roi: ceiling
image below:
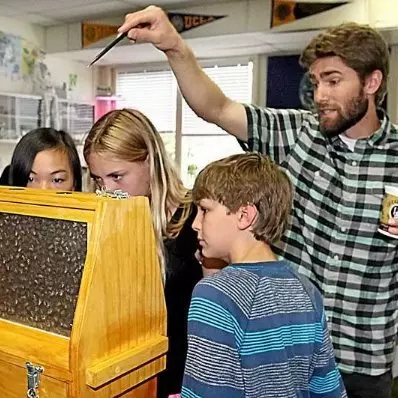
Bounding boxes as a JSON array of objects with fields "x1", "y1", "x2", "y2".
[
  {"x1": 0, "y1": 0, "x2": 351, "y2": 26},
  {"x1": 0, "y1": 0, "x2": 232, "y2": 26},
  {"x1": 0, "y1": 0, "x2": 351, "y2": 65}
]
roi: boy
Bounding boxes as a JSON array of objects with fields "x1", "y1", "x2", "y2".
[{"x1": 182, "y1": 153, "x2": 346, "y2": 398}]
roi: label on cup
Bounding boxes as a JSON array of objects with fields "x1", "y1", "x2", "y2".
[{"x1": 378, "y1": 189, "x2": 398, "y2": 238}]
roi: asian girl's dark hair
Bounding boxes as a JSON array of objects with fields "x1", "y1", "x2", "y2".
[{"x1": 9, "y1": 128, "x2": 82, "y2": 191}]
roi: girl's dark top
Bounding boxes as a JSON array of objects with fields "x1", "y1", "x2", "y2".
[{"x1": 157, "y1": 204, "x2": 203, "y2": 398}]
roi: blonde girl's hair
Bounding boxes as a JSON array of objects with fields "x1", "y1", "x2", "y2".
[{"x1": 84, "y1": 109, "x2": 192, "y2": 279}]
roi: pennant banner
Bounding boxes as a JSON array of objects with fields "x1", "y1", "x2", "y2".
[
  {"x1": 168, "y1": 13, "x2": 226, "y2": 34},
  {"x1": 82, "y1": 23, "x2": 119, "y2": 48},
  {"x1": 82, "y1": 13, "x2": 226, "y2": 48},
  {"x1": 271, "y1": 1, "x2": 347, "y2": 28}
]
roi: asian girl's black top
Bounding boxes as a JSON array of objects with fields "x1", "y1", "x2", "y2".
[{"x1": 157, "y1": 203, "x2": 203, "y2": 398}]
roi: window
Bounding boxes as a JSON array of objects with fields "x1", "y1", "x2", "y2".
[
  {"x1": 116, "y1": 69, "x2": 177, "y2": 157},
  {"x1": 116, "y1": 60, "x2": 252, "y2": 186},
  {"x1": 181, "y1": 63, "x2": 252, "y2": 186}
]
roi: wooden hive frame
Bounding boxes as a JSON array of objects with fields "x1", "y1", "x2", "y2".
[{"x1": 0, "y1": 187, "x2": 167, "y2": 397}]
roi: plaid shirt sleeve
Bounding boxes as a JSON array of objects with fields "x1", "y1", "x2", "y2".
[{"x1": 242, "y1": 104, "x2": 310, "y2": 164}]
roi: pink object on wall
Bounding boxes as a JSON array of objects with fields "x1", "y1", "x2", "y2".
[{"x1": 95, "y1": 96, "x2": 120, "y2": 121}]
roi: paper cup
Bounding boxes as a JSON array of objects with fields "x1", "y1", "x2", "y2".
[{"x1": 378, "y1": 185, "x2": 398, "y2": 238}]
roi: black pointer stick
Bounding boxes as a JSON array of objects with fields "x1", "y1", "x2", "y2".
[{"x1": 88, "y1": 31, "x2": 128, "y2": 67}]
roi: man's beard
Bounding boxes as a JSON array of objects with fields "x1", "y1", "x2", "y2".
[{"x1": 317, "y1": 91, "x2": 369, "y2": 138}]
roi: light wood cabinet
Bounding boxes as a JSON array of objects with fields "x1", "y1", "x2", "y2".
[{"x1": 0, "y1": 189, "x2": 167, "y2": 397}]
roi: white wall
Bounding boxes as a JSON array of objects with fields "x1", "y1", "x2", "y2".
[
  {"x1": 0, "y1": 16, "x2": 94, "y2": 175},
  {"x1": 44, "y1": 55, "x2": 94, "y2": 102},
  {"x1": 0, "y1": 15, "x2": 43, "y2": 93},
  {"x1": 0, "y1": 16, "x2": 44, "y2": 45},
  {"x1": 0, "y1": 15, "x2": 93, "y2": 99}
]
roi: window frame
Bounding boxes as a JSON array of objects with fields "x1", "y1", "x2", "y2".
[{"x1": 115, "y1": 56, "x2": 255, "y2": 177}]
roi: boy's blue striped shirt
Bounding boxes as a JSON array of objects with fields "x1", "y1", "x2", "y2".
[{"x1": 182, "y1": 261, "x2": 347, "y2": 398}]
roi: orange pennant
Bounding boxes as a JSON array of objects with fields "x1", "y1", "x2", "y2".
[
  {"x1": 82, "y1": 23, "x2": 119, "y2": 48},
  {"x1": 271, "y1": 1, "x2": 347, "y2": 27}
]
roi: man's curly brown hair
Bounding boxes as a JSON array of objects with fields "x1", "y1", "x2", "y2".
[{"x1": 300, "y1": 22, "x2": 389, "y2": 105}]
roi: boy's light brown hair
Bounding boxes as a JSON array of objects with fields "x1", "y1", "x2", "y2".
[
  {"x1": 192, "y1": 153, "x2": 292, "y2": 244},
  {"x1": 300, "y1": 22, "x2": 389, "y2": 105}
]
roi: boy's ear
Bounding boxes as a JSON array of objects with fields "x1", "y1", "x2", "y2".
[{"x1": 237, "y1": 203, "x2": 257, "y2": 231}]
